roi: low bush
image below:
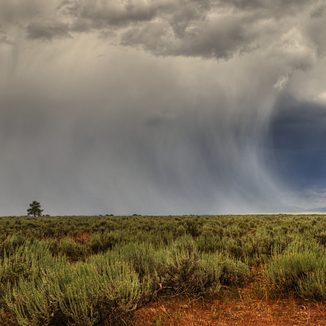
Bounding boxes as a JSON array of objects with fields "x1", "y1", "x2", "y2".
[{"x1": 265, "y1": 241, "x2": 326, "y2": 299}]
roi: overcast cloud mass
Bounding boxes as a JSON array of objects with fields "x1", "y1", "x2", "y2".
[{"x1": 1, "y1": 0, "x2": 326, "y2": 215}]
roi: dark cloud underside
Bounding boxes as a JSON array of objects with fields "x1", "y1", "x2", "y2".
[{"x1": 267, "y1": 98, "x2": 326, "y2": 188}]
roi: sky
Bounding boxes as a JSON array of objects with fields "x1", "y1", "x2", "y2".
[{"x1": 1, "y1": 0, "x2": 326, "y2": 216}]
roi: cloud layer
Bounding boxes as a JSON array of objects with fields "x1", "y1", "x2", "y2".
[{"x1": 0, "y1": 0, "x2": 326, "y2": 215}]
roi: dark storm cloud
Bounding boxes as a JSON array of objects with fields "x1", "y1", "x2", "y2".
[
  {"x1": 217, "y1": 0, "x2": 308, "y2": 12},
  {"x1": 58, "y1": 0, "x2": 256, "y2": 59},
  {"x1": 60, "y1": 0, "x2": 178, "y2": 28},
  {"x1": 3, "y1": 0, "x2": 320, "y2": 62},
  {"x1": 266, "y1": 97, "x2": 326, "y2": 189},
  {"x1": 120, "y1": 13, "x2": 257, "y2": 58},
  {"x1": 49, "y1": 0, "x2": 320, "y2": 60},
  {"x1": 26, "y1": 20, "x2": 71, "y2": 40}
]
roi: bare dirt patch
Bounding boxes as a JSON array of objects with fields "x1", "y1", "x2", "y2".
[{"x1": 132, "y1": 288, "x2": 326, "y2": 326}]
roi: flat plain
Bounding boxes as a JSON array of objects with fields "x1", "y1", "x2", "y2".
[{"x1": 1, "y1": 214, "x2": 326, "y2": 325}]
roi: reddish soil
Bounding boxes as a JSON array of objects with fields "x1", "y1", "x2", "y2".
[{"x1": 132, "y1": 289, "x2": 326, "y2": 326}]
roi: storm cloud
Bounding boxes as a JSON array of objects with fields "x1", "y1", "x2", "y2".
[{"x1": 0, "y1": 0, "x2": 326, "y2": 215}]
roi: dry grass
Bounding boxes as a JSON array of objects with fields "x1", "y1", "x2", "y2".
[
  {"x1": 132, "y1": 283, "x2": 326, "y2": 326},
  {"x1": 71, "y1": 232, "x2": 91, "y2": 244}
]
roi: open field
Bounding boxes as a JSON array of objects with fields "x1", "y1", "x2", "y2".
[{"x1": 1, "y1": 214, "x2": 326, "y2": 325}]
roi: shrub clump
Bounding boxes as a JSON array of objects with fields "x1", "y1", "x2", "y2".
[{"x1": 265, "y1": 242, "x2": 326, "y2": 299}]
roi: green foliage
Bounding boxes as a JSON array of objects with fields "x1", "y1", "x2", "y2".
[
  {"x1": 58, "y1": 238, "x2": 87, "y2": 261},
  {"x1": 163, "y1": 236, "x2": 212, "y2": 295},
  {"x1": 265, "y1": 241, "x2": 326, "y2": 298},
  {"x1": 220, "y1": 257, "x2": 250, "y2": 286},
  {"x1": 1, "y1": 213, "x2": 326, "y2": 324}
]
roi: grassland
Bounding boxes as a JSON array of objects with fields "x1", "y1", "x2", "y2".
[{"x1": 1, "y1": 214, "x2": 326, "y2": 325}]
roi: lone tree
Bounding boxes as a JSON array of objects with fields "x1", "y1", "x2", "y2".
[{"x1": 27, "y1": 201, "x2": 43, "y2": 217}]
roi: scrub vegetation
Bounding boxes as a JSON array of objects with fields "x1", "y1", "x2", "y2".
[{"x1": 0, "y1": 214, "x2": 326, "y2": 325}]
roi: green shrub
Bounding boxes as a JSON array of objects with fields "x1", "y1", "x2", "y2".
[
  {"x1": 58, "y1": 238, "x2": 86, "y2": 261},
  {"x1": 297, "y1": 270, "x2": 326, "y2": 300},
  {"x1": 220, "y1": 257, "x2": 250, "y2": 286},
  {"x1": 161, "y1": 236, "x2": 222, "y2": 296},
  {"x1": 118, "y1": 242, "x2": 162, "y2": 283},
  {"x1": 4, "y1": 251, "x2": 154, "y2": 325},
  {"x1": 265, "y1": 242, "x2": 326, "y2": 298},
  {"x1": 196, "y1": 235, "x2": 219, "y2": 253}
]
